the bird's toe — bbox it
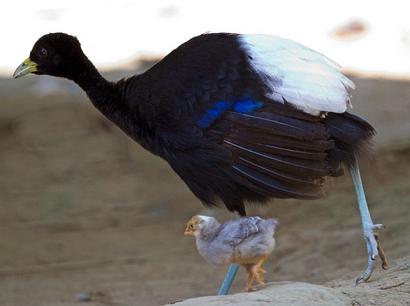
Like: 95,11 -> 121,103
243,286 -> 257,292
356,223 -> 387,285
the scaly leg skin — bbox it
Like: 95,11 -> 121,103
217,264 -> 240,295
350,156 -> 387,285
243,256 -> 268,292
253,256 -> 267,287
243,264 -> 256,292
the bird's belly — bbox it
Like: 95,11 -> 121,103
232,236 -> 276,264
197,242 -> 233,266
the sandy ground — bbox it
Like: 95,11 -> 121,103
165,256 -> 410,306
0,73 -> 409,306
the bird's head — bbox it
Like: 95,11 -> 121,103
13,33 -> 87,80
184,215 -> 217,237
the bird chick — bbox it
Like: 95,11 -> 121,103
185,215 -> 278,292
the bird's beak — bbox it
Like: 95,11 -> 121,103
13,58 -> 38,78
184,227 -> 193,236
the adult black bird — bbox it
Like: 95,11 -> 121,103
14,32 -> 386,293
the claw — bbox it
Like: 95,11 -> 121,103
356,224 -> 387,285
355,255 -> 375,285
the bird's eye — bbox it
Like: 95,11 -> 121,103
189,224 -> 194,229
40,48 -> 48,57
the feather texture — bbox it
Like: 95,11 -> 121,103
239,34 -> 355,115
188,215 -> 277,266
31,33 -> 374,216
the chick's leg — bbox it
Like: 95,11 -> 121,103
253,255 -> 267,286
243,264 -> 255,292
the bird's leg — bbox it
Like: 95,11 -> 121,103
243,264 -> 256,292
217,211 -> 244,295
349,156 -> 387,285
252,256 -> 267,286
217,264 -> 240,295
241,256 -> 268,292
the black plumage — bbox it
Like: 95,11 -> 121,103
14,32 -> 375,216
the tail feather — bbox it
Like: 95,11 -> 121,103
202,103 -> 375,212
325,112 -> 375,166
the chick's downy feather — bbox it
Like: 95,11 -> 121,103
189,215 -> 278,266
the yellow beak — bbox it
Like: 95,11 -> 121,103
13,58 -> 37,78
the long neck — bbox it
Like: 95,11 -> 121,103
70,57 -> 142,143
73,57 -> 117,111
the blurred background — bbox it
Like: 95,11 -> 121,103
1,1 -> 410,305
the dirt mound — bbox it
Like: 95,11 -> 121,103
165,256 -> 410,306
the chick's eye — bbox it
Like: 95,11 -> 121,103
189,224 -> 194,229
40,48 -> 48,57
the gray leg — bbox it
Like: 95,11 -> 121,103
349,156 -> 387,285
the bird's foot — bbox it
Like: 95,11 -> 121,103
254,269 -> 266,285
256,281 -> 266,288
356,223 -> 388,285
242,286 -> 257,292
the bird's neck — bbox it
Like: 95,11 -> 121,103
73,58 -> 117,108
199,222 -> 221,241
71,58 -> 141,143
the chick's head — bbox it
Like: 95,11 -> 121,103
184,215 -> 215,237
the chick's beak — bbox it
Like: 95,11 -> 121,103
13,58 -> 37,78
184,227 -> 194,236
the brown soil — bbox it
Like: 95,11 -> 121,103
0,74 -> 409,306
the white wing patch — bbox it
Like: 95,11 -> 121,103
239,34 -> 355,115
